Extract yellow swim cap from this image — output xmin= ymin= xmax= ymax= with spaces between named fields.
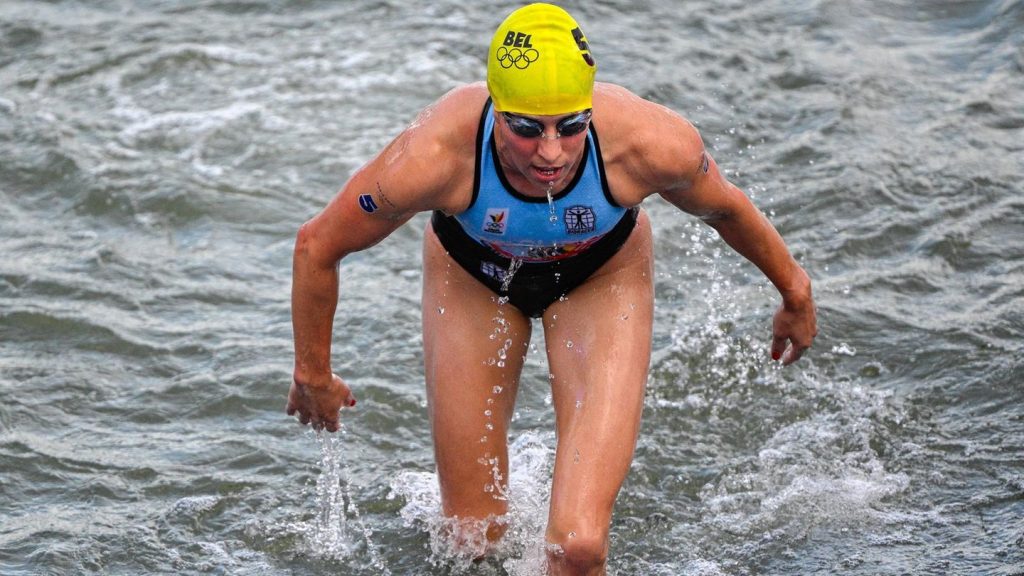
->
xmin=487 ymin=3 xmax=596 ymax=116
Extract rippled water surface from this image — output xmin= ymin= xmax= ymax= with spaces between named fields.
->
xmin=2 ymin=0 xmax=1022 ymax=574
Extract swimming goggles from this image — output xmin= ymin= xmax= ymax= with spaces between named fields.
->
xmin=501 ymin=109 xmax=592 ymax=139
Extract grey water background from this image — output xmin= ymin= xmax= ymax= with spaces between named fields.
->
xmin=2 ymin=0 xmax=1022 ymax=574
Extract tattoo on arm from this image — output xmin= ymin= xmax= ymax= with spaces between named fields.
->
xmin=375 ymin=182 xmax=397 ymax=209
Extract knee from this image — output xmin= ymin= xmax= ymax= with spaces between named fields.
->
xmin=546 ymin=529 xmax=609 ymax=574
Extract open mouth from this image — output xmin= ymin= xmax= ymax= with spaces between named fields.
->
xmin=533 ymin=165 xmax=563 ymax=181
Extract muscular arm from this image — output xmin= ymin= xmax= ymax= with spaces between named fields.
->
xmin=649 ymin=114 xmax=817 ymax=364
xmin=288 ymin=86 xmax=482 ymax=430
xmin=664 ymin=150 xmax=811 ymax=303
xmin=290 ymin=165 xmax=417 ymax=391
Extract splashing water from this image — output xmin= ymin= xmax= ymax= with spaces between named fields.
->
xmin=501 ymin=258 xmax=523 ymax=293
xmin=648 ymin=215 xmax=918 ymax=572
xmin=389 ymin=431 xmax=557 ymax=575
xmin=668 ymin=220 xmax=775 ymax=384
xmin=278 ymin=431 xmax=392 ymax=575
xmin=546 ymin=186 xmax=557 ymax=223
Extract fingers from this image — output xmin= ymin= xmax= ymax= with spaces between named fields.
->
xmin=286 ymin=375 xmax=357 ymax=432
xmin=297 ymin=413 xmax=336 ymax=432
xmin=304 ymin=418 xmax=342 ymax=433
xmin=771 ymin=334 xmax=813 ymax=365
xmin=334 ymin=374 xmax=357 ymax=408
xmin=295 ymin=411 xmax=341 ymax=431
xmin=770 ymin=335 xmax=787 ymax=362
xmin=781 ymin=343 xmax=805 ymax=366
xmin=774 ymin=335 xmax=813 ymax=365
xmin=771 ymin=303 xmax=817 ymax=365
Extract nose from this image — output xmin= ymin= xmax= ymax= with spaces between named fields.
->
xmin=536 ymin=136 xmax=562 ymax=163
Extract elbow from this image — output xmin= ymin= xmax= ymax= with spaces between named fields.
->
xmin=698 ymin=208 xmax=740 ymax=234
xmin=294 ymin=219 xmax=343 ymax=269
xmin=293 ymin=220 xmax=316 ymax=260
xmin=698 ymin=209 xmax=732 ymax=225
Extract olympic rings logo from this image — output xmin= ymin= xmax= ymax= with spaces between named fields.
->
xmin=496 ymin=46 xmax=539 ymax=69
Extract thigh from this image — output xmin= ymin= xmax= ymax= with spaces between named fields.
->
xmin=422 ymin=225 xmax=532 ymax=519
xmin=541 ymin=212 xmax=655 ymax=541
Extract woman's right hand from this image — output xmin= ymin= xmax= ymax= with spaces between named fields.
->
xmin=286 ymin=372 xmax=356 ymax=433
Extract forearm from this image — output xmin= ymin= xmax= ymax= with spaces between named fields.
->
xmin=705 ymin=191 xmax=812 ymax=307
xmin=291 ymin=231 xmax=342 ymax=387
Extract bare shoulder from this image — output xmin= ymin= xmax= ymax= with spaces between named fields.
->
xmin=412 ymin=82 xmax=490 ymax=148
xmin=591 ymin=83 xmax=707 ymax=204
xmin=364 ymin=83 xmax=488 ymax=215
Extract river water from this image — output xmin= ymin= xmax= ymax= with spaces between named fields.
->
xmin=2 ymin=1 xmax=1022 ymax=574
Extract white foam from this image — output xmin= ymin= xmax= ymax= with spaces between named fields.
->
xmin=270 ymin=431 xmax=391 ymax=574
xmin=117 ymin=101 xmax=264 ymax=144
xmin=831 ymin=342 xmax=858 ymax=356
xmin=170 ymin=494 xmax=220 ymax=516
xmin=388 ymin=430 xmax=556 ymax=574
xmin=700 ymin=413 xmax=910 ymax=540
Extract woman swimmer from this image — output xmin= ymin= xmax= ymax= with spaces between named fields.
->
xmin=287 ymin=4 xmax=817 ymax=574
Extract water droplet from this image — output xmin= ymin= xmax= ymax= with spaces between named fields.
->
xmin=573 ymin=449 xmax=580 ymax=463
xmin=568 ymin=531 xmax=577 ymax=539
xmin=484 ymin=410 xmax=493 ymax=417
xmin=575 ymin=400 xmax=582 ymax=409
xmin=546 ymin=543 xmax=565 ymax=557
xmin=437 ymin=307 xmax=445 ymax=315
xmin=493 ymin=385 xmax=503 ymax=394
xmin=500 ymin=259 xmax=523 ymax=292
xmin=831 ymin=343 xmax=857 ymax=356
xmin=566 ymin=340 xmax=574 ymax=349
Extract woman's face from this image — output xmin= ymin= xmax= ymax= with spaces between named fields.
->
xmin=493 ymin=109 xmax=591 ymax=195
